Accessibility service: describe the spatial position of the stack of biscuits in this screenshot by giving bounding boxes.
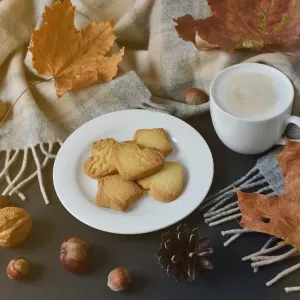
[84,128,184,212]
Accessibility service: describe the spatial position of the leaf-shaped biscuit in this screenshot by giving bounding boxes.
[29,0,124,98]
[114,142,164,181]
[84,138,118,179]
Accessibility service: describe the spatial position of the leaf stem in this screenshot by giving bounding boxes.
[265,45,300,61]
[0,77,54,127]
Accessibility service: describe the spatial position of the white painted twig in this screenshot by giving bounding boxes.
[206,178,266,213]
[251,248,298,268]
[2,149,28,196]
[31,146,49,205]
[205,207,240,223]
[261,237,278,251]
[209,213,242,227]
[201,175,261,211]
[204,167,258,202]
[253,237,278,273]
[224,233,241,247]
[285,287,300,293]
[200,190,235,211]
[251,236,278,264]
[251,255,277,262]
[222,228,251,236]
[243,243,287,261]
[252,253,300,262]
[223,229,252,247]
[267,263,300,286]
[204,201,238,218]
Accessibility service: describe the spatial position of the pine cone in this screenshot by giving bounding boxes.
[156,224,213,282]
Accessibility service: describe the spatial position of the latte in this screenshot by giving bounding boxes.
[214,70,286,120]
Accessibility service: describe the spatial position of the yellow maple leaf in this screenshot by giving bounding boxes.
[29,0,124,98]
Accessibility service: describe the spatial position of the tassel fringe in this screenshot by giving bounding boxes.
[1,142,59,204]
[201,167,300,292]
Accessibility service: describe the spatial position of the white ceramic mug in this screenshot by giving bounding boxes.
[210,63,299,155]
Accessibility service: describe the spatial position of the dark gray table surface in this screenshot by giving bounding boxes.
[1,113,298,300]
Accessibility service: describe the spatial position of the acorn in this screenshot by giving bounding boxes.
[107,267,131,292]
[185,88,208,105]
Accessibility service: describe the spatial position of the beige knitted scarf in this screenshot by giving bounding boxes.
[1,0,300,203]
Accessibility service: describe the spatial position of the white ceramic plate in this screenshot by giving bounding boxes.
[53,110,214,234]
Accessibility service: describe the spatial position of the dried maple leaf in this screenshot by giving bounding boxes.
[237,140,300,250]
[29,0,124,98]
[174,0,300,51]
[0,100,7,119]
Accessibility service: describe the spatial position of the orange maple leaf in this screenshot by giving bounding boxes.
[0,100,7,119]
[29,0,124,98]
[174,0,300,51]
[237,140,300,250]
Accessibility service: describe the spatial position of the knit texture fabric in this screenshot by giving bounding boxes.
[1,0,300,150]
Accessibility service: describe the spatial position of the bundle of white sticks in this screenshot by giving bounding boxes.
[200,168,300,293]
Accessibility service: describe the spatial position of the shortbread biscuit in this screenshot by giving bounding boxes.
[84,138,118,179]
[114,142,164,180]
[91,138,118,156]
[95,174,143,212]
[136,176,152,190]
[133,128,172,156]
[137,162,184,202]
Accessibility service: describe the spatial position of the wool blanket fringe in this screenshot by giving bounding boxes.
[1,142,59,204]
[200,166,300,293]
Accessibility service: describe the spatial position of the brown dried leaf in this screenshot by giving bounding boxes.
[195,31,218,50]
[237,140,300,250]
[29,0,124,98]
[174,0,300,51]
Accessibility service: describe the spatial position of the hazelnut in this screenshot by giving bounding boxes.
[7,258,30,280]
[0,196,8,209]
[60,237,89,274]
[108,267,131,292]
[185,88,208,105]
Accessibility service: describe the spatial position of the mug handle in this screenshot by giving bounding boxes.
[277,115,300,145]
